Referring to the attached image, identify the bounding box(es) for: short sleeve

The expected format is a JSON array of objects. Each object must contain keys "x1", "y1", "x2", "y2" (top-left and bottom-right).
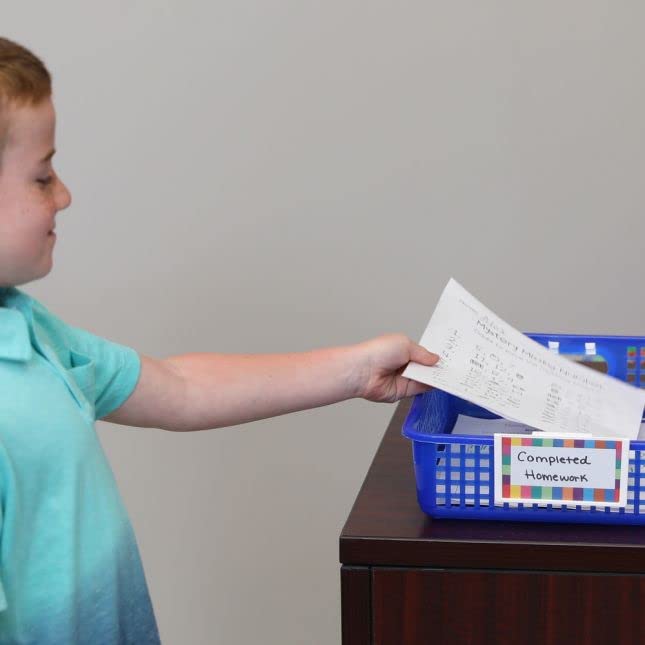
[{"x1": 29, "y1": 298, "x2": 142, "y2": 420}]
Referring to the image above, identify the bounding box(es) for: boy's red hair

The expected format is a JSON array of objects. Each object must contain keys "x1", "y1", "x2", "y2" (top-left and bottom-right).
[{"x1": 0, "y1": 37, "x2": 51, "y2": 155}]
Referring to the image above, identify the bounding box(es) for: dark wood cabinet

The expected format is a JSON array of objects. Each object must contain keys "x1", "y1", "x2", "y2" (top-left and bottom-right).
[{"x1": 340, "y1": 400, "x2": 645, "y2": 644}]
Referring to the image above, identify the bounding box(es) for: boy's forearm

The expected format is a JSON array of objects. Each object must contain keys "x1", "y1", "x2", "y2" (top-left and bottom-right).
[
  {"x1": 106, "y1": 333, "x2": 431, "y2": 431},
  {"x1": 165, "y1": 344, "x2": 365, "y2": 431}
]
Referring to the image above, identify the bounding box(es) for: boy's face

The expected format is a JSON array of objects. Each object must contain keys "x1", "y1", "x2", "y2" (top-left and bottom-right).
[{"x1": 0, "y1": 97, "x2": 71, "y2": 287}]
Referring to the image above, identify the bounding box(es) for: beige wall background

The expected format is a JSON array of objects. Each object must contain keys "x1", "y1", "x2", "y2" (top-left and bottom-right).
[{"x1": 6, "y1": 2, "x2": 645, "y2": 643}]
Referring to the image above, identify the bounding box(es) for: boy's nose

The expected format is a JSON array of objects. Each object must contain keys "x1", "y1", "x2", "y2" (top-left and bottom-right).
[{"x1": 56, "y1": 177, "x2": 72, "y2": 211}]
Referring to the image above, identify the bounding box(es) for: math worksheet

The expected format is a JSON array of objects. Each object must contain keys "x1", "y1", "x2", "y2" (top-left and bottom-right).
[{"x1": 403, "y1": 279, "x2": 645, "y2": 439}]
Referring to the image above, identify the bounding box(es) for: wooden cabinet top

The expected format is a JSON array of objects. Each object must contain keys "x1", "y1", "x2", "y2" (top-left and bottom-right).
[{"x1": 340, "y1": 398, "x2": 645, "y2": 573}]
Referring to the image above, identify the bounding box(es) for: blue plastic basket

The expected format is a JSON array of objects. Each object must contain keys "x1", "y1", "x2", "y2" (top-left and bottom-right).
[{"x1": 402, "y1": 333, "x2": 645, "y2": 525}]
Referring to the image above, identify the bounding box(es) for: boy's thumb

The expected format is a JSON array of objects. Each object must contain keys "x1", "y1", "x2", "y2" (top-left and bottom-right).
[{"x1": 410, "y1": 344, "x2": 439, "y2": 366}]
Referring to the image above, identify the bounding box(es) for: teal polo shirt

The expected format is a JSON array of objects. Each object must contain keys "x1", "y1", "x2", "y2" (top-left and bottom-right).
[{"x1": 0, "y1": 287, "x2": 161, "y2": 644}]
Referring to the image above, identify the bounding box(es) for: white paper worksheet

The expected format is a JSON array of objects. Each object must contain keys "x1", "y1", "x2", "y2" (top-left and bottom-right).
[{"x1": 403, "y1": 279, "x2": 645, "y2": 439}]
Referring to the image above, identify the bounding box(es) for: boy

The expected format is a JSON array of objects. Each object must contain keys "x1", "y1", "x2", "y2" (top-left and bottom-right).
[{"x1": 0, "y1": 37, "x2": 438, "y2": 644}]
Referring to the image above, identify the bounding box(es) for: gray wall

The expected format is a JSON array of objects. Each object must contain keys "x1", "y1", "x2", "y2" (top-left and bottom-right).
[{"x1": 8, "y1": 2, "x2": 645, "y2": 643}]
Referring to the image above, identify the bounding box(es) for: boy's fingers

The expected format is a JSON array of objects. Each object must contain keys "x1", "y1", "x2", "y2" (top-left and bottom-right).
[
  {"x1": 404, "y1": 380, "x2": 433, "y2": 398},
  {"x1": 409, "y1": 343, "x2": 439, "y2": 366}
]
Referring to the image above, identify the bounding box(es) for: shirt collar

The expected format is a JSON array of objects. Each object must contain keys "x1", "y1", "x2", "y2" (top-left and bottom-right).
[{"x1": 0, "y1": 287, "x2": 34, "y2": 362}]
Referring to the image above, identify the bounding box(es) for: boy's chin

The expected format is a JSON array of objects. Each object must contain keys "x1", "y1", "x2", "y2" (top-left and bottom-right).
[
  {"x1": 34, "y1": 262, "x2": 54, "y2": 282},
  {"x1": 14, "y1": 262, "x2": 54, "y2": 287}
]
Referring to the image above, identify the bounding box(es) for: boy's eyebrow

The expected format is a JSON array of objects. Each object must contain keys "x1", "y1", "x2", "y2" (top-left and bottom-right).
[{"x1": 40, "y1": 148, "x2": 55, "y2": 163}]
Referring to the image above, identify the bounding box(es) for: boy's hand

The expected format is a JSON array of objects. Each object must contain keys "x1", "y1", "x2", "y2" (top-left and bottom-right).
[{"x1": 355, "y1": 333, "x2": 439, "y2": 403}]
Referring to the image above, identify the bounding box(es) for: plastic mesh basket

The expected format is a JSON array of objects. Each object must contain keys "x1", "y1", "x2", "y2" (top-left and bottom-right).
[{"x1": 402, "y1": 333, "x2": 645, "y2": 525}]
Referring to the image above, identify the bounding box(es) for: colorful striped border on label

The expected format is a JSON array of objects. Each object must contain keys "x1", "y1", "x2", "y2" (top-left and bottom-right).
[{"x1": 493, "y1": 434, "x2": 629, "y2": 508}]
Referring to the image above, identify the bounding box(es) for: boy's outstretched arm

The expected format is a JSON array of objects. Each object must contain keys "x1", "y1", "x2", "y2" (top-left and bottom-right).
[{"x1": 102, "y1": 334, "x2": 439, "y2": 432}]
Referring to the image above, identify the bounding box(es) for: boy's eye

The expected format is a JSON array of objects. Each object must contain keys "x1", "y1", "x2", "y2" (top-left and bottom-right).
[{"x1": 36, "y1": 176, "x2": 53, "y2": 187}]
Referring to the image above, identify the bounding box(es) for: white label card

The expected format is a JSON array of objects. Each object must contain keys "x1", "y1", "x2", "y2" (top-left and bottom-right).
[{"x1": 493, "y1": 433, "x2": 629, "y2": 508}]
